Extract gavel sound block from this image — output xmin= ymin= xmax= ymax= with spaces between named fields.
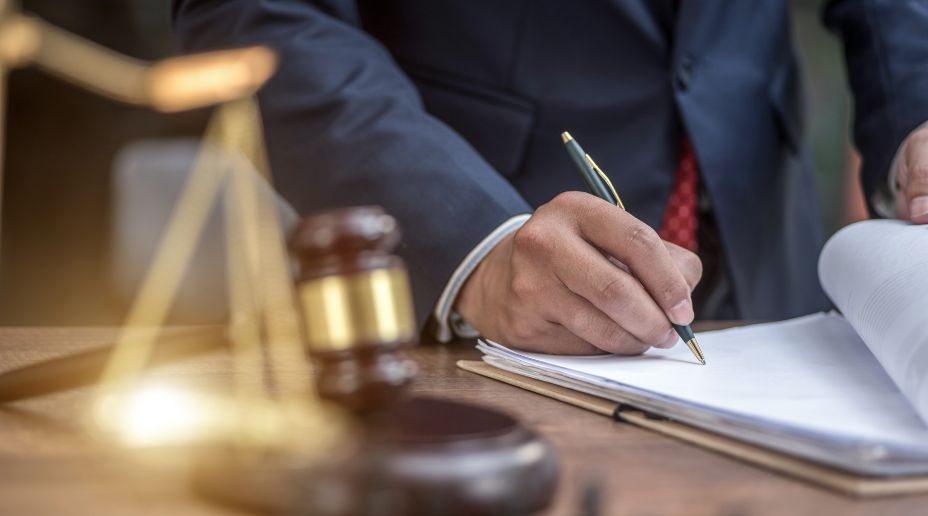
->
xmin=197 ymin=207 xmax=559 ymax=515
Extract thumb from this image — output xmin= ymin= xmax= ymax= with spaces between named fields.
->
xmin=900 ymin=131 xmax=928 ymax=224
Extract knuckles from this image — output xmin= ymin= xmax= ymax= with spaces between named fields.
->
xmin=626 ymin=222 xmax=662 ymax=255
xmin=640 ymin=322 xmax=671 ymax=347
xmin=536 ymin=191 xmax=591 ymax=225
xmin=659 ymin=282 xmax=687 ymax=308
xmin=906 ymin=164 xmax=928 ymax=187
xmin=587 ymin=320 xmax=627 ymax=350
xmin=516 ymin=191 xmax=594 ymax=254
xmin=501 ymin=314 xmax=540 ymax=345
xmin=512 ymin=221 xmax=551 ymax=255
xmin=618 ymin=343 xmax=650 ymax=356
xmin=508 ymin=271 xmax=539 ymax=300
xmin=592 ymin=323 xmax=650 ymax=355
xmin=680 ymin=251 xmax=703 ymax=288
xmin=549 ymin=190 xmax=589 ymax=209
xmin=597 ymin=275 xmax=628 ymax=306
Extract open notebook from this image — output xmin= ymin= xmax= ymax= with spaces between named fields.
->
xmin=473 ymin=220 xmax=928 ymax=477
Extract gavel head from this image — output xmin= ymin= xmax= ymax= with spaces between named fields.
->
xmin=289 ymin=206 xmax=418 ymax=411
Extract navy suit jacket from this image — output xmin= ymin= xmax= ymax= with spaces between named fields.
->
xmin=172 ymin=0 xmax=928 ymax=327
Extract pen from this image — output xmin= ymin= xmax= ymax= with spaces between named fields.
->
xmin=561 ymin=131 xmax=706 ymax=365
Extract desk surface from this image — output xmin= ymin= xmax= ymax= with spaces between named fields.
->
xmin=0 ymin=325 xmax=926 ymax=516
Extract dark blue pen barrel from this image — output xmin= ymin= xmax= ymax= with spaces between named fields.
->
xmin=564 ymin=139 xmax=616 ymax=204
xmin=672 ymin=323 xmax=695 ymax=343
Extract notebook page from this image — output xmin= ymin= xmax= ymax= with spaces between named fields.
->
xmin=479 ymin=313 xmax=928 ymax=454
xmin=819 ymin=220 xmax=928 ymax=425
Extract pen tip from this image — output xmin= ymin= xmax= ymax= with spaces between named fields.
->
xmin=561 ymin=131 xmax=572 ymax=143
xmin=686 ymin=338 xmax=706 ymax=366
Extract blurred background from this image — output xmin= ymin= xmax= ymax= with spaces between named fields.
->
xmin=0 ymin=0 xmax=868 ymax=325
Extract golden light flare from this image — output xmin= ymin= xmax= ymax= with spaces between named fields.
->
xmin=148 ymin=47 xmax=277 ymax=113
xmin=0 ymin=15 xmax=41 ymax=67
xmin=95 ymin=383 xmax=211 ymax=447
xmin=94 ymin=98 xmax=333 ymax=452
xmin=0 ymin=10 xmax=274 ymax=111
xmin=0 ymin=3 xmax=345 ymax=455
xmin=94 ymin=381 xmax=348 ymax=452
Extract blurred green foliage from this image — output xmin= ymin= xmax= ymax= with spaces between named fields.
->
xmin=792 ymin=0 xmax=855 ymax=234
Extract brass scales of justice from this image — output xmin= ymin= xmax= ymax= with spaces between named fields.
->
xmin=0 ymin=2 xmax=557 ymax=514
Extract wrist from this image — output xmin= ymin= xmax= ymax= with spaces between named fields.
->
xmin=432 ymin=214 xmax=530 ymax=342
xmin=454 ymin=231 xmax=514 ymax=336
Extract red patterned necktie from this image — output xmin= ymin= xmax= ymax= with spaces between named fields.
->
xmin=658 ymin=140 xmax=698 ymax=252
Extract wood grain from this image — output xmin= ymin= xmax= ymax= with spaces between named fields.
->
xmin=458 ymin=360 xmax=928 ymax=497
xmin=0 ymin=325 xmax=926 ymax=515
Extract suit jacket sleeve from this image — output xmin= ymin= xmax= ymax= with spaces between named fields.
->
xmin=171 ymin=0 xmax=532 ymax=329
xmin=824 ymin=0 xmax=928 ymax=214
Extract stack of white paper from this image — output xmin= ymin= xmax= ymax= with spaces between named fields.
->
xmin=479 ymin=221 xmax=928 ymax=475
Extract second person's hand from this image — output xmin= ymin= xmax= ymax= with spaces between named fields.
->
xmin=894 ymin=124 xmax=928 ymax=224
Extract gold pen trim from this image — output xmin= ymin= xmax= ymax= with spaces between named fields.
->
xmin=584 ymin=154 xmax=625 ymax=210
xmin=686 ymin=338 xmax=706 ymax=365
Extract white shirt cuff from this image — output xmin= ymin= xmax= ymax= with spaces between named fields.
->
xmin=432 ymin=214 xmax=531 ymax=342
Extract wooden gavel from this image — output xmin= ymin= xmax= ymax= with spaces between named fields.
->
xmin=0 ymin=205 xmax=559 ymax=516
xmin=289 ymin=205 xmax=418 ymax=410
xmin=0 ymin=206 xmax=418 ymax=408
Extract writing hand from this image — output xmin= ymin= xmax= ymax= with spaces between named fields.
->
xmin=455 ymin=192 xmax=702 ymax=355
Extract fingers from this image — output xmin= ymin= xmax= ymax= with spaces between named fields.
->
xmin=502 ymin=318 xmax=603 ymax=356
xmin=474 ymin=192 xmax=703 ymax=357
xmin=549 ymin=232 xmax=679 ymax=347
xmin=544 ymin=286 xmax=670 ymax=354
xmin=900 ymin=131 xmax=928 ymax=224
xmin=571 ymin=195 xmax=695 ymax=325
xmin=664 ymin=241 xmax=703 ymax=290
xmin=608 ymin=243 xmax=702 ymax=290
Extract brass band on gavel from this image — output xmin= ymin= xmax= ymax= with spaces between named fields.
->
xmin=289 ymin=206 xmax=418 ymax=411
xmin=299 ymin=266 xmax=415 ymax=352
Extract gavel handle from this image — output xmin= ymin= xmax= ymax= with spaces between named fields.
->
xmin=0 ymin=326 xmax=228 ymax=403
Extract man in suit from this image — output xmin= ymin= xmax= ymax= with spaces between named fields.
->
xmin=172 ymin=1 xmax=928 ymax=354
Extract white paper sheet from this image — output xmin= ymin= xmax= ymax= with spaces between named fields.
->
xmin=477 ymin=220 xmax=928 ymax=473
xmin=819 ymin=220 xmax=928 ymax=425
xmin=481 ymin=313 xmax=928 ymax=454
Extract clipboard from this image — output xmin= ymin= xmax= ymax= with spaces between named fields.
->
xmin=457 ymin=359 xmax=928 ymax=497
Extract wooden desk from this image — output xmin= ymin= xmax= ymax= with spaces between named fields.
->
xmin=0 ymin=326 xmax=926 ymax=516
